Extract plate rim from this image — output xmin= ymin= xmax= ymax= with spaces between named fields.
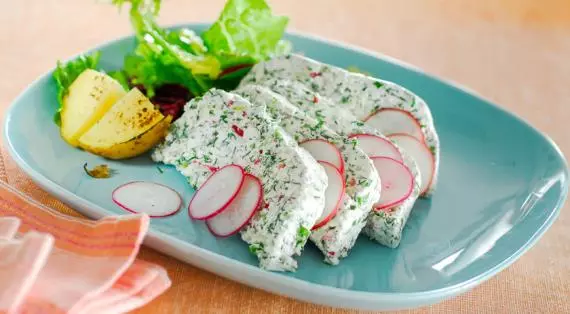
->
xmin=3 ymin=23 xmax=568 ymax=311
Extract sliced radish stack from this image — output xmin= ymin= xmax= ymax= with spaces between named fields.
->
xmin=300 ymin=139 xmax=345 ymax=174
xmin=388 ymin=134 xmax=434 ymax=195
xmin=349 ymin=134 xmax=402 ymax=161
xmin=188 ymin=164 xmax=245 ymax=220
xmin=312 ymin=161 xmax=345 ymax=230
xmin=206 ymin=174 xmax=263 ymax=237
xmin=364 ymin=108 xmax=425 ymax=142
xmin=371 ymin=157 xmax=414 ymax=210
xmin=113 ymin=181 xmax=182 ymax=217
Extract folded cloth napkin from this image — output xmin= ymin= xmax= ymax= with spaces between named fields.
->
xmin=0 ymin=228 xmax=54 ymax=313
xmin=0 ymin=181 xmax=171 ymax=314
xmin=77 ymin=261 xmax=171 ymax=314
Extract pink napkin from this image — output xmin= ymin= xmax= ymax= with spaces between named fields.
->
xmin=0 ymin=230 xmax=54 ymax=312
xmin=0 ymin=182 xmax=171 ymax=314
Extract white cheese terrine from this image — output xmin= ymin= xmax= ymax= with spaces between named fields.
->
xmin=152 ymin=89 xmax=328 ymax=271
xmin=235 ymin=85 xmax=381 ymax=264
xmin=240 ymin=54 xmax=439 ymax=196
xmin=239 ymin=79 xmax=421 ymax=248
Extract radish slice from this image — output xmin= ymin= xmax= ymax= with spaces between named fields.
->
xmin=371 ymin=157 xmax=414 ymax=210
xmin=388 ymin=134 xmax=434 ymax=195
xmin=365 ymin=108 xmax=425 ymax=142
xmin=206 ymin=174 xmax=263 ymax=237
xmin=312 ymin=161 xmax=345 ymax=230
xmin=349 ymin=134 xmax=402 ymax=161
xmin=300 ymin=139 xmax=345 ymax=174
xmin=113 ymin=181 xmax=182 ymax=217
xmin=188 ymin=164 xmax=245 ymax=220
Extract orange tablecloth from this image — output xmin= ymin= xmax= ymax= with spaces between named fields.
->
xmin=1 ymin=0 xmax=569 ymax=313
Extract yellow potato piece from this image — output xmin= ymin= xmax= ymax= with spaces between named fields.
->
xmin=78 ymin=88 xmax=169 ymax=159
xmin=81 ymin=116 xmax=172 ymax=160
xmin=60 ymin=69 xmax=126 ymax=147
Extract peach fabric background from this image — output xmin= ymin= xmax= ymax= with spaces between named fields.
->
xmin=0 ymin=0 xmax=569 ymax=313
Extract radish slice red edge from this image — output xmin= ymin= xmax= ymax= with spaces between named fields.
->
xmin=112 ymin=181 xmax=182 ymax=218
xmin=370 ymin=157 xmax=414 ymax=210
xmin=188 ymin=164 xmax=245 ymax=220
xmin=364 ymin=108 xmax=425 ymax=143
xmin=312 ymin=161 xmax=345 ymax=230
xmin=206 ymin=174 xmax=263 ymax=237
xmin=388 ymin=133 xmax=435 ymax=195
xmin=349 ymin=133 xmax=403 ymax=161
xmin=300 ymin=139 xmax=345 ymax=175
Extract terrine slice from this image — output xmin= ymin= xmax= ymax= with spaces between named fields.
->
xmin=152 ymin=89 xmax=328 ymax=271
xmin=236 ymin=84 xmax=381 ymax=263
xmin=240 ymin=54 xmax=439 ymax=196
xmin=240 ymin=80 xmax=421 ymax=248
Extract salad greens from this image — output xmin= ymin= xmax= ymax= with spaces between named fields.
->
xmin=202 ymin=0 xmax=289 ymax=62
xmin=53 ymin=52 xmax=101 ymax=124
xmin=125 ymin=5 xmax=221 ymax=96
xmin=53 ymin=0 xmax=291 ymax=123
xmin=114 ymin=0 xmax=289 ymax=96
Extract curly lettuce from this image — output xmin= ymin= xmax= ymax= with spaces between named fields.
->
xmin=123 ymin=42 xmax=212 ymax=97
xmin=113 ymin=0 xmax=290 ymax=97
xmin=119 ymin=2 xmax=220 ymax=97
xmin=53 ymin=51 xmax=101 ymax=124
xmin=202 ymin=0 xmax=290 ymax=61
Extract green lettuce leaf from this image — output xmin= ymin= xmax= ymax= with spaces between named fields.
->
xmin=202 ymin=0 xmax=289 ymax=62
xmin=123 ymin=43 xmax=211 ymax=97
xmin=110 ymin=0 xmax=290 ymax=98
xmin=53 ymin=51 xmax=101 ymax=124
xmin=166 ymin=28 xmax=208 ymax=55
xmin=114 ymin=0 xmax=220 ymax=97
xmin=129 ymin=10 xmax=221 ymax=78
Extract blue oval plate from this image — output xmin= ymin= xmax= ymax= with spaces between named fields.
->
xmin=4 ymin=24 xmax=568 ymax=311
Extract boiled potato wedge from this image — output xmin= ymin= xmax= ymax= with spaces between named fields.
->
xmin=80 ymin=116 xmax=172 ymax=159
xmin=60 ymin=69 xmax=126 ymax=147
xmin=78 ymin=88 xmax=168 ymax=159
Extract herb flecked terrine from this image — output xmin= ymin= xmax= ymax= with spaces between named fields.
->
xmin=152 ymin=89 xmax=328 ymax=271
xmin=240 ymin=54 xmax=439 ymax=196
xmin=235 ymin=85 xmax=381 ymax=264
xmin=239 ymin=79 xmax=421 ymax=248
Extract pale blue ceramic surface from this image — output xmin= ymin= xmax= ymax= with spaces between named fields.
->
xmin=4 ymin=24 xmax=568 ymax=310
